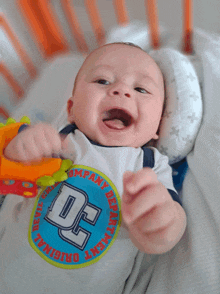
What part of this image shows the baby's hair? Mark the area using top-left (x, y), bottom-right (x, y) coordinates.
top-left (105, 42), bottom-right (143, 50)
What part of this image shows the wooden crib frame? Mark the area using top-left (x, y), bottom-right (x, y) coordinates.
top-left (0, 0), bottom-right (193, 120)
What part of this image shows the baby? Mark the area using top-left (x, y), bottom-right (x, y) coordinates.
top-left (2, 43), bottom-right (186, 293)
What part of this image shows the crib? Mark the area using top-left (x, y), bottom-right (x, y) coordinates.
top-left (1, 1), bottom-right (220, 293)
top-left (2, 0), bottom-right (218, 121)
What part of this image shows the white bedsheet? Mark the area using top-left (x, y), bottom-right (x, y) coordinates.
top-left (124, 29), bottom-right (220, 294)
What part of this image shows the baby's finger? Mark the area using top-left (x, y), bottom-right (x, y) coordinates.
top-left (34, 127), bottom-right (56, 157)
top-left (17, 137), bottom-right (42, 163)
top-left (123, 183), bottom-right (167, 224)
top-left (122, 171), bottom-right (136, 203)
top-left (122, 186), bottom-right (155, 225)
top-left (60, 134), bottom-right (68, 150)
top-left (14, 139), bottom-right (29, 162)
top-left (123, 168), bottom-right (157, 196)
top-left (133, 201), bottom-right (176, 234)
top-left (44, 127), bottom-right (62, 155)
top-left (123, 171), bottom-right (134, 185)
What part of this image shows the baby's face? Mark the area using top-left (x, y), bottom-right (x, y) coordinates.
top-left (67, 44), bottom-right (164, 147)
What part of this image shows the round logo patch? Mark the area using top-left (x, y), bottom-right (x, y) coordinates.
top-left (29, 165), bottom-right (121, 269)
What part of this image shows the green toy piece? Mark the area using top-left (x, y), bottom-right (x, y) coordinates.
top-left (60, 159), bottom-right (73, 171)
top-left (36, 159), bottom-right (73, 187)
top-left (19, 116), bottom-right (31, 125)
top-left (36, 176), bottom-right (56, 187)
top-left (6, 118), bottom-right (17, 125)
top-left (0, 116), bottom-right (31, 129)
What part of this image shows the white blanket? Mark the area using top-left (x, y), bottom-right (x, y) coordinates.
top-left (9, 25), bottom-right (220, 293)
top-left (123, 29), bottom-right (220, 294)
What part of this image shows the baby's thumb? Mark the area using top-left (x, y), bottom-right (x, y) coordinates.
top-left (123, 170), bottom-right (134, 182)
top-left (123, 171), bottom-right (135, 203)
top-left (60, 135), bottom-right (74, 159)
top-left (60, 134), bottom-right (69, 151)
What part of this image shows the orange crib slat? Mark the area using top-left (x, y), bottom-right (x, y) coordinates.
top-left (18, 0), bottom-right (69, 58)
top-left (113, 0), bottom-right (129, 25)
top-left (0, 61), bottom-right (24, 100)
top-left (145, 0), bottom-right (160, 49)
top-left (84, 0), bottom-right (106, 46)
top-left (0, 14), bottom-right (37, 78)
top-left (183, 0), bottom-right (193, 54)
top-left (61, 0), bottom-right (89, 53)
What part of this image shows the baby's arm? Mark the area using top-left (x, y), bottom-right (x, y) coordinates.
top-left (122, 168), bottom-right (187, 254)
top-left (4, 123), bottom-right (64, 164)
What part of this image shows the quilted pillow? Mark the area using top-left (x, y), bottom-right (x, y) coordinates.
top-left (149, 48), bottom-right (203, 164)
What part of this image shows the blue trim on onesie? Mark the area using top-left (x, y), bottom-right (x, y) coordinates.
top-left (142, 145), bottom-right (182, 206)
top-left (141, 147), bottom-right (154, 168)
top-left (168, 189), bottom-right (182, 206)
top-left (18, 124), bottom-right (29, 133)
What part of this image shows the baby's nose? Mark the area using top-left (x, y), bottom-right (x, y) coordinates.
top-left (109, 84), bottom-right (131, 98)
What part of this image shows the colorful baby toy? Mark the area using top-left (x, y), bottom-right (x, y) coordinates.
top-left (0, 117), bottom-right (73, 197)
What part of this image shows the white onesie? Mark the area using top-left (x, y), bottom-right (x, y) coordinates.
top-left (0, 124), bottom-right (180, 294)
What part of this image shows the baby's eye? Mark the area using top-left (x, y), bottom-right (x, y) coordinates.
top-left (134, 87), bottom-right (149, 94)
top-left (96, 79), bottom-right (110, 85)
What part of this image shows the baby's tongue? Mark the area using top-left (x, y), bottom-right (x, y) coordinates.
top-left (104, 119), bottom-right (125, 129)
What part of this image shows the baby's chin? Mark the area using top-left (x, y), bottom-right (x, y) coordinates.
top-left (93, 135), bottom-right (143, 148)
top-left (96, 133), bottom-right (155, 148)
top-left (79, 123), bottom-right (149, 147)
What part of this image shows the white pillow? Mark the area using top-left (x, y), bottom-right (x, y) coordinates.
top-left (149, 48), bottom-right (203, 164)
top-left (106, 20), bottom-right (169, 52)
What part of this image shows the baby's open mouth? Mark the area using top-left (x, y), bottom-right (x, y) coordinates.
top-left (102, 108), bottom-right (132, 130)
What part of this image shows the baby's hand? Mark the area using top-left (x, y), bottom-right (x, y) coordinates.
top-left (122, 168), bottom-right (186, 254)
top-left (4, 123), bottom-right (65, 164)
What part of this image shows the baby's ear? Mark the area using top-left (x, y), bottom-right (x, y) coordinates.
top-left (67, 98), bottom-right (74, 123)
top-left (152, 133), bottom-right (159, 140)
